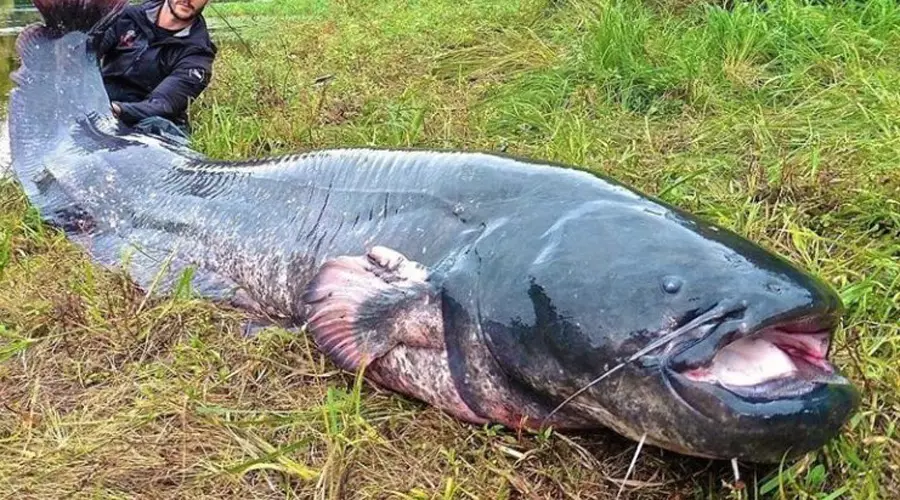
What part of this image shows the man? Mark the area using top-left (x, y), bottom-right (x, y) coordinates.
top-left (95, 0), bottom-right (217, 144)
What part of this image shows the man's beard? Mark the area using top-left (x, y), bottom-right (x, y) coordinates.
top-left (166, 0), bottom-right (203, 22)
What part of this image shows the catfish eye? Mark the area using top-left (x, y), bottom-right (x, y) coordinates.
top-left (662, 276), bottom-right (683, 294)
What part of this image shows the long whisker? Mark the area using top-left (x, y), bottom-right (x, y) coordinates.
top-left (541, 300), bottom-right (746, 425)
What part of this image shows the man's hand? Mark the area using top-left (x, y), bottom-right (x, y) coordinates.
top-left (111, 102), bottom-right (122, 117)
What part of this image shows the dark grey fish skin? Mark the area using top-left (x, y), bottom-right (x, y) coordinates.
top-left (8, 0), bottom-right (860, 464)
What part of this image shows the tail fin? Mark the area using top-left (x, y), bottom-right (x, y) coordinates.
top-left (32, 0), bottom-right (127, 36)
top-left (8, 0), bottom-right (127, 209)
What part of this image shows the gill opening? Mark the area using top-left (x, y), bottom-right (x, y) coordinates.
top-left (540, 299), bottom-right (749, 425)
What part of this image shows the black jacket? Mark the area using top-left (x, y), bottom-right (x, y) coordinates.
top-left (96, 0), bottom-right (217, 129)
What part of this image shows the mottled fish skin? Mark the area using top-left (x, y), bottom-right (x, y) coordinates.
top-left (8, 0), bottom-right (859, 465)
top-left (36, 125), bottom-right (626, 431)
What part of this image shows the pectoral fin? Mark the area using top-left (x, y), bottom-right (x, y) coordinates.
top-left (301, 246), bottom-right (443, 371)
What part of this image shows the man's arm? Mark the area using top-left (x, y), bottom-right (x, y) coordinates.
top-left (113, 53), bottom-right (213, 125)
top-left (92, 13), bottom-right (123, 62)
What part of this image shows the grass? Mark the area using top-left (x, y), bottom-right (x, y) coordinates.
top-left (1, 0), bottom-right (899, 497)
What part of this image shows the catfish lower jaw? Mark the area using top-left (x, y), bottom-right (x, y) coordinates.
top-left (663, 367), bottom-right (860, 462)
top-left (658, 317), bottom-right (861, 462)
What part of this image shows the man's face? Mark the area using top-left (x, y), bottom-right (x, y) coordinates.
top-left (167, 0), bottom-right (209, 21)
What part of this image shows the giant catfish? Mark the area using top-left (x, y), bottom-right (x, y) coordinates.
top-left (6, 0), bottom-right (859, 463)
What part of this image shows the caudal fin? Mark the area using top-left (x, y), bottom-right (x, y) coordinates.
top-left (32, 0), bottom-right (127, 35)
top-left (8, 0), bottom-right (127, 212)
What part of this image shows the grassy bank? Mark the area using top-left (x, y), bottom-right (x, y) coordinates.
top-left (2, 0), bottom-right (899, 498)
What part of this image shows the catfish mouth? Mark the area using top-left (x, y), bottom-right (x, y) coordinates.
top-left (671, 315), bottom-right (844, 399)
top-left (657, 309), bottom-right (859, 463)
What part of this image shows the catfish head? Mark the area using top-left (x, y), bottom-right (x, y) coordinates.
top-left (482, 198), bottom-right (860, 463)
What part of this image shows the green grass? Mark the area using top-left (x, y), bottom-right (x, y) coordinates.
top-left (2, 0), bottom-right (899, 497)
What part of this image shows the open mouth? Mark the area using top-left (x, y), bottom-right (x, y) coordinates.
top-left (659, 306), bottom-right (859, 462)
top-left (674, 317), bottom-right (840, 397)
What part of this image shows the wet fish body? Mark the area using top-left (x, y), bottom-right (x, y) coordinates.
top-left (7, 0), bottom-right (859, 463)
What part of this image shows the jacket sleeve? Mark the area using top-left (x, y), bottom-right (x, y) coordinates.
top-left (115, 52), bottom-right (214, 125)
top-left (94, 18), bottom-right (121, 60)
